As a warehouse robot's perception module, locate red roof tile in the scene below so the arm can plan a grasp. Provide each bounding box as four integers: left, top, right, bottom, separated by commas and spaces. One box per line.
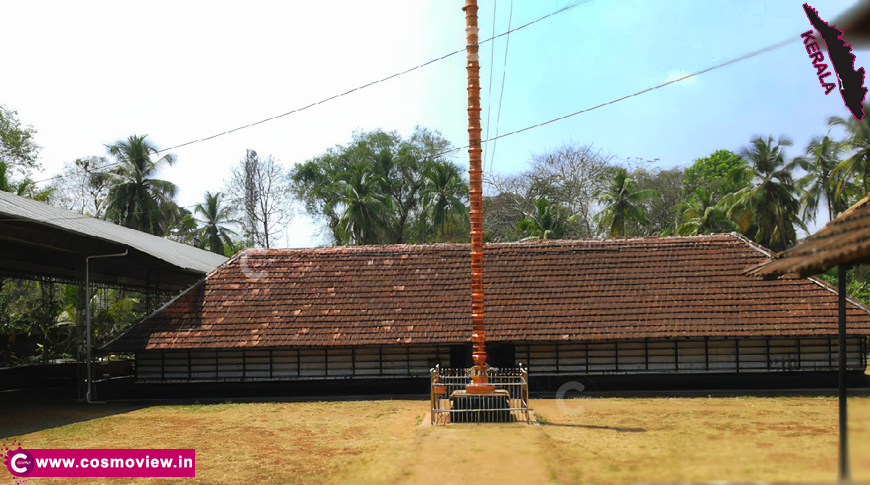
103, 234, 870, 351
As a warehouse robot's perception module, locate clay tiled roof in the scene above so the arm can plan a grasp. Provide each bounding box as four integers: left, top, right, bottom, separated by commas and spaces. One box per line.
746, 193, 870, 278
104, 234, 870, 351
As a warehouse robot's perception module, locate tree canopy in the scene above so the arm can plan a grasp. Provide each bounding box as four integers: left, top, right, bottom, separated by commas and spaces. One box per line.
720, 135, 806, 252
682, 149, 750, 204
288, 127, 465, 245
104, 134, 179, 236
0, 105, 40, 172
592, 167, 658, 238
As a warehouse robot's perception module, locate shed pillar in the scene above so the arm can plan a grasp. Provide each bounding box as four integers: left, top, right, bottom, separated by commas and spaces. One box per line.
838, 265, 850, 481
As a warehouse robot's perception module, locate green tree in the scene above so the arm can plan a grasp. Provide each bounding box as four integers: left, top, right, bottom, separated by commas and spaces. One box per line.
0, 105, 40, 171
516, 198, 569, 239
829, 106, 870, 196
421, 160, 468, 241
798, 134, 850, 223
677, 187, 737, 235
288, 127, 455, 245
326, 161, 389, 245
0, 161, 53, 201
288, 149, 349, 244
375, 129, 446, 243
104, 135, 179, 236
91, 290, 140, 347
719, 135, 806, 252
194, 191, 238, 255
0, 162, 8, 192
632, 166, 686, 236
165, 205, 204, 248
592, 167, 658, 237
682, 149, 750, 204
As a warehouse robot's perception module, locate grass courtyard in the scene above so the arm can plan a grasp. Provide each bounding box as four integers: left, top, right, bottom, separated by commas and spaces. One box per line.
4, 395, 870, 484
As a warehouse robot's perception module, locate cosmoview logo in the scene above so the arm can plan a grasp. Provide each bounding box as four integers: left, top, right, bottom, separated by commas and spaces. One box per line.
3, 439, 33, 483
8, 451, 34, 476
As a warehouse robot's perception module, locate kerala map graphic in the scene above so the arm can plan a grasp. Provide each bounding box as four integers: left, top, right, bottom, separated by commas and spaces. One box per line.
803, 3, 867, 120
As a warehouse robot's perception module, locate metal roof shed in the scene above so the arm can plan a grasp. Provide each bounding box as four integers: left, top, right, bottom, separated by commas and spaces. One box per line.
0, 191, 227, 292
0, 190, 228, 404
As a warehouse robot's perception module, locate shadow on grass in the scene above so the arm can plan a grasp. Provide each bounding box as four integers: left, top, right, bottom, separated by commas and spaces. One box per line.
1, 387, 146, 439
542, 422, 646, 432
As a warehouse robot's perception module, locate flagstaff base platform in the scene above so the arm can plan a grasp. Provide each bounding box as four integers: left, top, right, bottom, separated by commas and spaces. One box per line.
429, 365, 530, 424
450, 389, 510, 423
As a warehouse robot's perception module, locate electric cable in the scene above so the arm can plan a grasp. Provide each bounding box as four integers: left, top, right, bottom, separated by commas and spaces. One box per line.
14, 35, 798, 225
482, 0, 498, 172
28, 1, 591, 183
440, 36, 798, 159
488, 0, 514, 175
153, 1, 592, 154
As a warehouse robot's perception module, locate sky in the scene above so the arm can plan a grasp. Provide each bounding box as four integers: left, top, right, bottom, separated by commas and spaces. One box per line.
0, 0, 866, 247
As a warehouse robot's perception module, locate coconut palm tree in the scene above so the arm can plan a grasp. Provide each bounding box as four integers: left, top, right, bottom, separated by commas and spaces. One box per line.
829, 105, 870, 197
165, 204, 204, 248
327, 160, 388, 245
677, 188, 736, 236
194, 191, 237, 255
798, 135, 850, 223
516, 198, 570, 240
592, 167, 658, 237
421, 161, 468, 241
719, 135, 806, 252
104, 135, 178, 236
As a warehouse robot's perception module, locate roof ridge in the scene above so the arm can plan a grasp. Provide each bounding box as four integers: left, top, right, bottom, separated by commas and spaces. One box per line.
806, 275, 870, 317
728, 232, 775, 258
221, 235, 741, 255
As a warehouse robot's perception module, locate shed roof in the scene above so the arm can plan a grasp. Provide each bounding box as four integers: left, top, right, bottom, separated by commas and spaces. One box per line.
745, 193, 870, 278
104, 234, 870, 352
0, 191, 227, 291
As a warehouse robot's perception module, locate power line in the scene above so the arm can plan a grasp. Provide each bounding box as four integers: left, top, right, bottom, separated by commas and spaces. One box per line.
10, 36, 796, 227
30, 161, 124, 185
482, 0, 498, 172
28, 1, 590, 185
445, 36, 798, 160
488, 0, 513, 175
32, 151, 180, 185
154, 0, 592, 154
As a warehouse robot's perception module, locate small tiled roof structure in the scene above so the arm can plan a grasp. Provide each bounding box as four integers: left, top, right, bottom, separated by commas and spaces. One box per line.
104, 234, 870, 352
745, 193, 870, 278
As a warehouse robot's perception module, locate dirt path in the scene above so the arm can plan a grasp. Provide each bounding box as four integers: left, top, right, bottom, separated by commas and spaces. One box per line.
393, 423, 551, 485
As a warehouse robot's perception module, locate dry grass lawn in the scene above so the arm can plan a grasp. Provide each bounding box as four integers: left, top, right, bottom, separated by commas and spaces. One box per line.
7, 397, 870, 484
